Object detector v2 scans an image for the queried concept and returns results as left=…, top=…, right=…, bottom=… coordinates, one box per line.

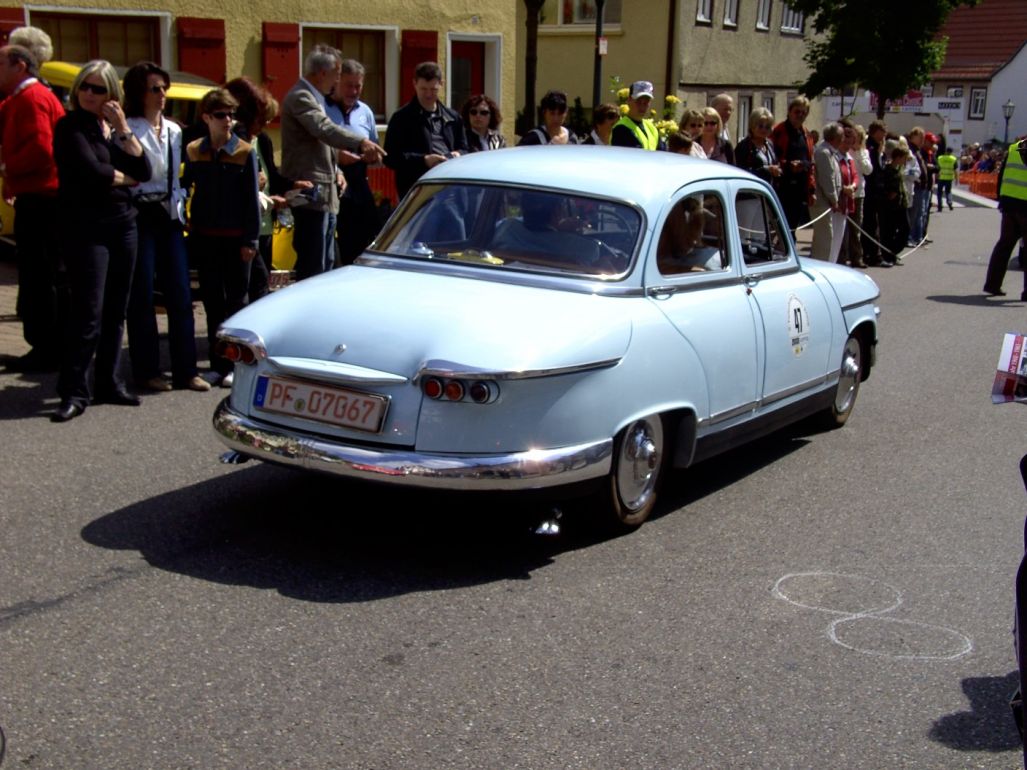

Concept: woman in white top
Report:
left=123, top=61, right=209, bottom=393
left=679, top=110, right=708, bottom=159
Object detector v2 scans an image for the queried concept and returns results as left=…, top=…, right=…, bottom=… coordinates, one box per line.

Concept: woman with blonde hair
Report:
left=51, top=60, right=152, bottom=421
left=679, top=109, right=708, bottom=158
left=698, top=106, right=734, bottom=164
left=734, top=107, right=781, bottom=186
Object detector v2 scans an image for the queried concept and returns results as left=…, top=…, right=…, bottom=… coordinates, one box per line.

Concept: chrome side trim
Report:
left=706, top=401, right=759, bottom=426
left=841, top=296, right=881, bottom=312
left=761, top=374, right=832, bottom=407
left=216, top=328, right=268, bottom=360
left=213, top=399, right=613, bottom=490
left=415, top=356, right=622, bottom=382
left=267, top=356, right=408, bottom=385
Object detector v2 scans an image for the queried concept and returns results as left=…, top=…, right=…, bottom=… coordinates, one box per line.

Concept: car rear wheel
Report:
left=822, top=334, right=862, bottom=428
left=607, top=414, right=665, bottom=529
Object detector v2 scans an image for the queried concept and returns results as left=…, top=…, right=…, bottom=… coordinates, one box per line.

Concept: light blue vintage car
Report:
left=213, top=146, right=879, bottom=529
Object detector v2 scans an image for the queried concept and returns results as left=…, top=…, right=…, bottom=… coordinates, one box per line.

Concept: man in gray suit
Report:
left=281, top=45, right=385, bottom=280
left=809, top=122, right=845, bottom=262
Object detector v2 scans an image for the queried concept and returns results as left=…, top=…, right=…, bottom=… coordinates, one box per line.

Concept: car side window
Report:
left=735, top=190, right=789, bottom=265
left=656, top=192, right=728, bottom=276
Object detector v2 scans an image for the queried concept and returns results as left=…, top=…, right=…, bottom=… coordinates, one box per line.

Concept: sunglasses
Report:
left=756, top=122, right=773, bottom=129
left=149, top=84, right=168, bottom=94
left=704, top=120, right=718, bottom=126
left=79, top=82, right=108, bottom=95
left=209, top=110, right=235, bottom=120
left=469, top=109, right=490, bottom=116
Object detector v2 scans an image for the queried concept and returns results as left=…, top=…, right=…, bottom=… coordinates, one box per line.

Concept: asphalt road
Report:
left=1, top=203, right=1026, bottom=769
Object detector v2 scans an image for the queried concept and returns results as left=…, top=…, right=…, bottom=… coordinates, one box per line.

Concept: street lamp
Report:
left=1003, top=98, right=1016, bottom=145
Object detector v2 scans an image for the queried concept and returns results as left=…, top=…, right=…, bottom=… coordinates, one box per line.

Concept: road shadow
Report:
left=81, top=430, right=810, bottom=603
left=928, top=671, right=1022, bottom=753
left=925, top=294, right=1025, bottom=307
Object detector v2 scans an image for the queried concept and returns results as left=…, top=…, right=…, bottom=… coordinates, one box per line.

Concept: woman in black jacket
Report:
left=734, top=107, right=782, bottom=188
left=51, top=59, right=151, bottom=422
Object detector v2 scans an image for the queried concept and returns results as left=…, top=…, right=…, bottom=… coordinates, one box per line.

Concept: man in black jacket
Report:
left=384, top=61, right=467, bottom=200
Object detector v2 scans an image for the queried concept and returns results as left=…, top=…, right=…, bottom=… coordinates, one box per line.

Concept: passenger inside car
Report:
left=657, top=195, right=725, bottom=274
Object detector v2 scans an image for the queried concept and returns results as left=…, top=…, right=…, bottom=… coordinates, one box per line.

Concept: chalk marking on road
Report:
left=772, top=571, right=973, bottom=661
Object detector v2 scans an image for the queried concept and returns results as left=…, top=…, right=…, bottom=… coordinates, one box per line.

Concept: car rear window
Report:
left=372, top=183, right=643, bottom=279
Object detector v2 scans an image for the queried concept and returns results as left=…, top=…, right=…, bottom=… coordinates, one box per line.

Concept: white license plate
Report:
left=254, top=375, right=388, bottom=433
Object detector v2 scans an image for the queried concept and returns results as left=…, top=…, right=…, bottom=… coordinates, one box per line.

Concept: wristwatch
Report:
left=119, top=132, right=132, bottom=142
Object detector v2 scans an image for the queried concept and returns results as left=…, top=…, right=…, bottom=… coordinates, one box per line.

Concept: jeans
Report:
left=127, top=204, right=199, bottom=385
left=292, top=207, right=337, bottom=281
left=58, top=218, right=137, bottom=407
left=909, top=188, right=929, bottom=243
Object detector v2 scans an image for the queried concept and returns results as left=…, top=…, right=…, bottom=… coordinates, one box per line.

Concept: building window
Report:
left=303, top=28, right=386, bottom=121
left=946, top=86, right=963, bottom=98
left=723, top=0, right=738, bottom=26
left=969, top=87, right=986, bottom=120
left=756, top=0, right=772, bottom=30
left=32, top=12, right=160, bottom=65
left=762, top=95, right=775, bottom=116
left=781, top=5, right=803, bottom=33
left=541, top=0, right=622, bottom=25
left=696, top=0, right=713, bottom=24
left=737, top=93, right=752, bottom=143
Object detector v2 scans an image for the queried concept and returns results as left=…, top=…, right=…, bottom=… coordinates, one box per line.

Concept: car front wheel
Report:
left=822, top=334, right=863, bottom=428
left=607, top=414, right=665, bottom=529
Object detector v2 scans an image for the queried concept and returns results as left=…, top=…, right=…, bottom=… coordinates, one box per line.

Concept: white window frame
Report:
left=541, top=0, right=622, bottom=27
left=696, top=0, right=713, bottom=24
left=756, top=0, right=773, bottom=30
left=300, top=23, right=400, bottom=122
left=762, top=95, right=775, bottom=116
left=722, top=0, right=738, bottom=26
left=25, top=5, right=173, bottom=71
left=446, top=32, right=503, bottom=111
left=780, top=4, right=803, bottom=34
left=737, top=93, right=752, bottom=144
left=969, top=87, right=986, bottom=120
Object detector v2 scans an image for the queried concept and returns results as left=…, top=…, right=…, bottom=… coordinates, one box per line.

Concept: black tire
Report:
left=607, top=414, right=665, bottom=529
left=822, top=334, right=863, bottom=428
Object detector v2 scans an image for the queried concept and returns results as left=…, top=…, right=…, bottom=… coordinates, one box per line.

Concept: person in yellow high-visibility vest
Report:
left=983, top=137, right=1027, bottom=299
left=936, top=143, right=958, bottom=212
left=611, top=81, right=664, bottom=151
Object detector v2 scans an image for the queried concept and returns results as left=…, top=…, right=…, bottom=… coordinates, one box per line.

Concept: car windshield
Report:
left=372, top=183, right=643, bottom=279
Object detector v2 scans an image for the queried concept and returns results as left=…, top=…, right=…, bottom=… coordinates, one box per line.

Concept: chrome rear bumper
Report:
left=213, top=398, right=612, bottom=491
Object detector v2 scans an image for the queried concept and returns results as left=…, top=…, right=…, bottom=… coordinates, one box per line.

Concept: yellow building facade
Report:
left=517, top=0, right=823, bottom=142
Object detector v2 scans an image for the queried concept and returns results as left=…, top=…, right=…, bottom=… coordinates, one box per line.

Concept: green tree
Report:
left=788, top=0, right=977, bottom=118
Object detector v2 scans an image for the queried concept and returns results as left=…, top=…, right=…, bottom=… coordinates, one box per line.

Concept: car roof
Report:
left=420, top=145, right=761, bottom=209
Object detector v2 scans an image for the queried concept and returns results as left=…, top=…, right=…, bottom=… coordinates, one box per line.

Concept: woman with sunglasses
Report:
left=182, top=88, right=261, bottom=388
left=122, top=61, right=209, bottom=395
left=734, top=107, right=782, bottom=188
left=678, top=110, right=709, bottom=158
left=50, top=59, right=152, bottom=422
left=697, top=107, right=734, bottom=164
left=462, top=94, right=506, bottom=152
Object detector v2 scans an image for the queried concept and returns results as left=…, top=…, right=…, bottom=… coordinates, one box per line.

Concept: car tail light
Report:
left=422, top=377, right=498, bottom=403
left=443, top=380, right=465, bottom=401
left=423, top=377, right=443, bottom=399
left=216, top=341, right=257, bottom=365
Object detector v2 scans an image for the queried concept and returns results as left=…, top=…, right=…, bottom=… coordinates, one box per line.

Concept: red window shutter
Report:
left=177, top=17, right=226, bottom=84
left=262, top=22, right=299, bottom=111
left=0, top=8, right=25, bottom=45
left=399, top=30, right=438, bottom=104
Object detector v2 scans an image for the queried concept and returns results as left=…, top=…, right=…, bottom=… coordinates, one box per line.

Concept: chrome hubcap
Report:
left=616, top=417, right=663, bottom=512
left=835, top=338, right=861, bottom=413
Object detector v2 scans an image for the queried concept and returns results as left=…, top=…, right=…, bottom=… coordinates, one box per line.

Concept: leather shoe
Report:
left=51, top=402, right=84, bottom=422
left=177, top=375, right=212, bottom=392
left=140, top=376, right=172, bottom=392
left=984, top=286, right=1006, bottom=297
left=93, top=386, right=141, bottom=406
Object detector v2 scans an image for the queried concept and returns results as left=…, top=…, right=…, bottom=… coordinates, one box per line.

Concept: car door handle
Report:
left=647, top=285, right=678, bottom=298
left=743, top=274, right=762, bottom=287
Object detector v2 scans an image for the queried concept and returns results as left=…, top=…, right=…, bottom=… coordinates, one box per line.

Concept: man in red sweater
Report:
left=0, top=45, right=65, bottom=371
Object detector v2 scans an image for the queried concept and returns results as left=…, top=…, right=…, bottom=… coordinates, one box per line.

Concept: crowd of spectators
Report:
left=0, top=36, right=1017, bottom=419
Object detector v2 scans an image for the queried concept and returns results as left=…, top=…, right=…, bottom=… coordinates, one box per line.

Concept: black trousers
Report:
left=861, top=192, right=884, bottom=261
left=58, top=218, right=137, bottom=407
left=14, top=193, right=65, bottom=357
left=984, top=204, right=1027, bottom=295
left=192, top=235, right=251, bottom=375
